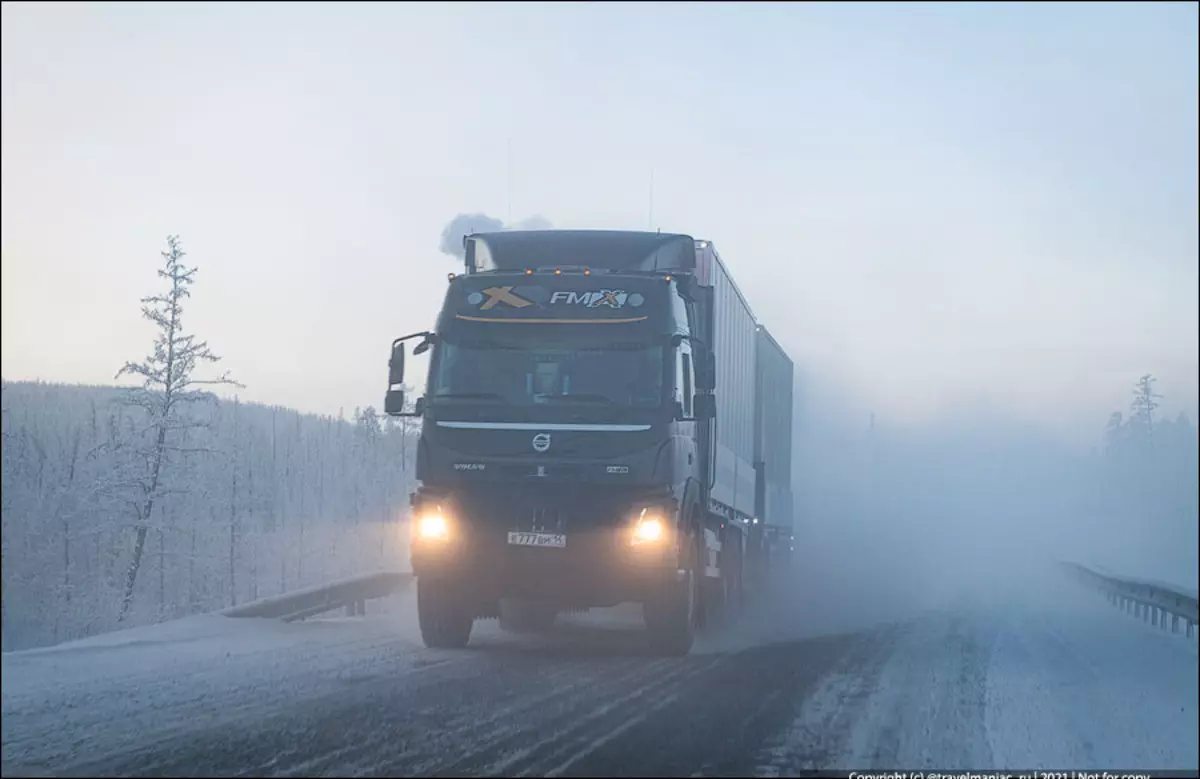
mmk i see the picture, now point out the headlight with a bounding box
[631,511,666,546]
[415,510,450,541]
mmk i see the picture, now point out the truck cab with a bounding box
[385,230,772,655]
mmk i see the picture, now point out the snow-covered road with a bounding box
[2,568,1196,777]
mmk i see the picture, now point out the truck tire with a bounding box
[498,599,558,633]
[643,530,702,656]
[725,532,745,619]
[417,575,473,649]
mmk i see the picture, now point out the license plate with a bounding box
[507,531,567,548]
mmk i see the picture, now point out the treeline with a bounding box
[1094,375,1199,583]
[1,380,418,650]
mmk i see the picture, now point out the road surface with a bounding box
[2,566,1197,777]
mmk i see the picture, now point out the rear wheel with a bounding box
[644,528,702,656]
[417,575,473,649]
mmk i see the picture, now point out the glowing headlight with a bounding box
[416,512,450,541]
[632,514,665,545]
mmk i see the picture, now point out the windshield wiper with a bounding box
[538,393,616,406]
[433,392,506,403]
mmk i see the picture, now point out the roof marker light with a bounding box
[555,269,562,275]
[525,269,533,275]
[448,273,456,281]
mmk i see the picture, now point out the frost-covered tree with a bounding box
[113,235,241,620]
[1131,374,1161,420]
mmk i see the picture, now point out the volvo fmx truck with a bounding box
[384,230,794,655]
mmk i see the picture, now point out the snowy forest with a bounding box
[1,381,418,650]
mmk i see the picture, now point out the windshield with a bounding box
[430,340,665,409]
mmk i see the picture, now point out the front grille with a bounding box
[454,485,649,533]
[526,505,565,533]
[496,464,585,481]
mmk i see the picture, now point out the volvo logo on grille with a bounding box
[532,433,551,453]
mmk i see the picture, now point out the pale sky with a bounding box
[3,2,1197,445]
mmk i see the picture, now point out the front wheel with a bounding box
[417,575,473,649]
[643,532,701,656]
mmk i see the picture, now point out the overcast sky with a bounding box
[3,2,1196,445]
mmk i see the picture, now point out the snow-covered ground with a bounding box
[3,564,1197,776]
[755,566,1199,773]
[1,592,430,774]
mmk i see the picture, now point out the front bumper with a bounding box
[410,504,679,609]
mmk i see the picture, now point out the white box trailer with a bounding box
[754,324,795,533]
[693,240,760,523]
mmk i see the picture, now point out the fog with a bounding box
[719,368,1199,649]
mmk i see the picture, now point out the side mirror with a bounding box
[388,341,406,387]
[385,391,425,418]
[693,393,716,420]
[384,388,406,416]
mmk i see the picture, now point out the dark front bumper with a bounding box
[411,486,679,609]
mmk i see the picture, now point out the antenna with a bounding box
[648,166,655,230]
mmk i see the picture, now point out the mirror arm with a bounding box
[393,330,433,350]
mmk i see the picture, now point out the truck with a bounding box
[384,230,794,655]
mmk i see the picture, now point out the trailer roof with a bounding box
[467,230,696,273]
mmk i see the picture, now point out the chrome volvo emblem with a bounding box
[532,433,551,453]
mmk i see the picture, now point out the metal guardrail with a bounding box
[221,571,413,623]
[1063,561,1198,638]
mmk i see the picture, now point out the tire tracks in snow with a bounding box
[752,614,993,774]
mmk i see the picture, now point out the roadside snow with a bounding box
[983,572,1198,770]
[755,563,1198,773]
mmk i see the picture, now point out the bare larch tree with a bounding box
[115,235,241,621]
